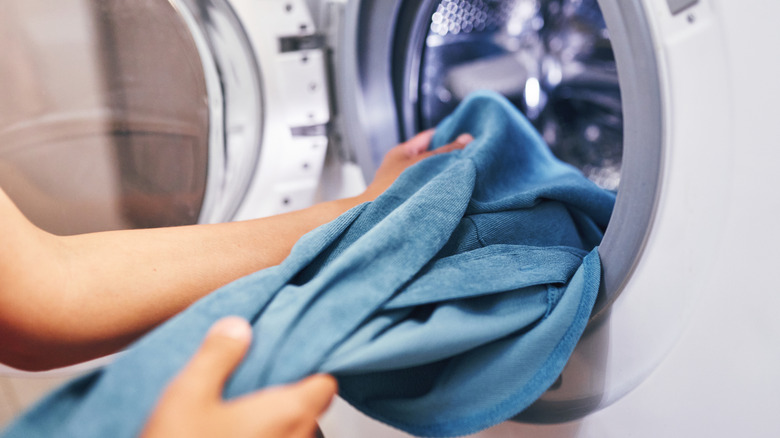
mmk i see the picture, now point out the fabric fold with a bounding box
[2,91,615,438]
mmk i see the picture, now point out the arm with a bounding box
[0,186,366,371]
[0,131,471,371]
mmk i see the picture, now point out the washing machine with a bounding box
[1,0,779,436]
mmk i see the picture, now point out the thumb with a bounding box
[177,316,253,399]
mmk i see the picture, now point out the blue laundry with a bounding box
[2,91,615,437]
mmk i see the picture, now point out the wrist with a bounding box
[334,193,371,211]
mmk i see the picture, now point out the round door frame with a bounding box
[334,0,664,422]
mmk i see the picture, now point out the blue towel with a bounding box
[2,91,615,438]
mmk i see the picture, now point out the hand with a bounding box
[362,130,474,201]
[141,317,337,438]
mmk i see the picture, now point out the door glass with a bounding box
[0,0,209,235]
[418,0,621,190]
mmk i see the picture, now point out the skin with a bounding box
[0,130,472,371]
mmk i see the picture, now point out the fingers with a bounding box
[361,130,474,203]
[177,317,252,398]
[403,131,474,158]
[402,129,436,157]
[238,374,337,417]
[286,374,338,417]
[431,133,474,155]
[231,374,337,438]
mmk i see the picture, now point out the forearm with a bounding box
[0,191,367,371]
[58,194,367,330]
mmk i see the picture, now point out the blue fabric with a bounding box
[2,91,615,437]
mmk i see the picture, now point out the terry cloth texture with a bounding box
[2,91,615,438]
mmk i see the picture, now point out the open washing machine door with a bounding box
[0,0,336,379]
[0,0,262,237]
[0,0,338,240]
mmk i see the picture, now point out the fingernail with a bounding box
[210,317,251,341]
[455,133,474,144]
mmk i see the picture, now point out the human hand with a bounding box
[141,317,337,438]
[361,130,474,201]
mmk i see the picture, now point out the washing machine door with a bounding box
[330,0,727,424]
[0,0,262,236]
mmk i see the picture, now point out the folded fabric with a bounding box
[2,91,615,438]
